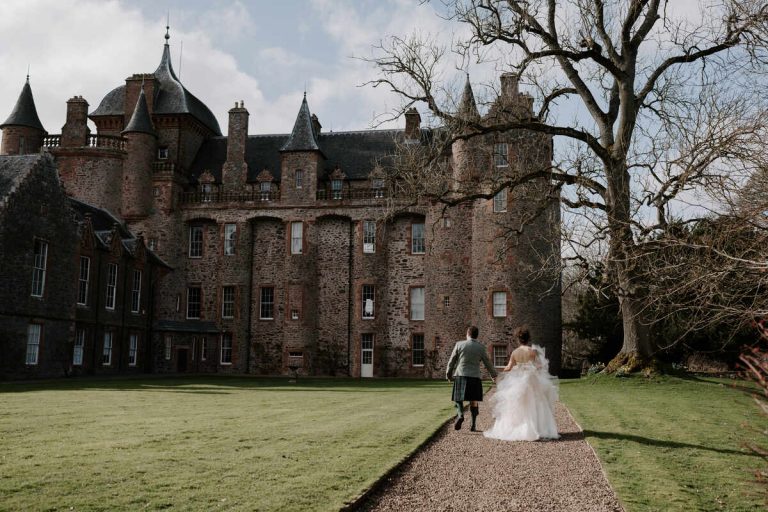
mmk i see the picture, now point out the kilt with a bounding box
[451,376,483,402]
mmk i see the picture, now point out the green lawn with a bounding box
[0,377,452,512]
[561,375,767,512]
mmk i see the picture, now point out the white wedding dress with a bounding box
[484,345,559,441]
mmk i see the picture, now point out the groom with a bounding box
[446,326,497,432]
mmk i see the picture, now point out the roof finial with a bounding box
[165,12,170,43]
[26,64,30,83]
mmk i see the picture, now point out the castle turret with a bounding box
[279,94,325,203]
[121,86,157,220]
[222,101,249,191]
[0,77,46,155]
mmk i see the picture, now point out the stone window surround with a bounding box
[362,220,376,254]
[289,221,304,255]
[188,225,204,258]
[493,344,509,368]
[223,223,237,256]
[221,285,236,319]
[408,285,425,321]
[411,332,425,367]
[361,283,375,320]
[410,221,426,255]
[259,286,275,320]
[295,169,304,189]
[490,288,509,318]
[361,333,374,367]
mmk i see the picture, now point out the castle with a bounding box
[0,30,561,379]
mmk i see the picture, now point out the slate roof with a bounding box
[122,87,156,136]
[91,42,221,135]
[0,80,46,132]
[0,154,52,209]
[188,129,408,184]
[280,94,321,152]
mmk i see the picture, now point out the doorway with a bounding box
[177,348,188,372]
[361,334,374,378]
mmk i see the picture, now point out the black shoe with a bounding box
[470,425,477,432]
[454,416,464,430]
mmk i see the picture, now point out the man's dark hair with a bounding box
[468,326,479,339]
[515,327,531,345]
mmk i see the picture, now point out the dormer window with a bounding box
[331,179,343,200]
[260,182,271,201]
[201,183,213,202]
[372,179,385,199]
[158,148,169,160]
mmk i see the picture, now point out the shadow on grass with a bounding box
[673,373,760,396]
[582,429,759,457]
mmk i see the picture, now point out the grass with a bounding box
[0,377,453,512]
[560,374,767,512]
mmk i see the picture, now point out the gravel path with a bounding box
[354,401,624,512]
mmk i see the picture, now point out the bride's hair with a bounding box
[515,327,531,345]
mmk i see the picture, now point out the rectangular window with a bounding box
[222,286,235,319]
[493,291,507,317]
[295,169,303,189]
[260,287,274,320]
[443,296,450,308]
[73,328,85,365]
[372,178,385,198]
[131,269,142,313]
[411,222,425,254]
[164,336,172,360]
[493,188,508,213]
[331,179,343,199]
[26,324,41,365]
[201,183,213,202]
[224,224,237,256]
[102,331,113,366]
[291,222,303,255]
[362,285,375,319]
[493,345,508,368]
[158,147,169,160]
[443,217,452,228]
[260,181,271,201]
[31,239,48,297]
[187,287,201,319]
[494,142,508,167]
[220,333,233,364]
[129,333,138,366]
[201,337,207,361]
[410,287,425,321]
[363,221,376,253]
[105,263,118,310]
[412,334,425,366]
[148,238,157,251]
[361,334,374,365]
[189,226,203,258]
[77,256,90,305]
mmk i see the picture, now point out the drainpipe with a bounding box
[347,219,353,376]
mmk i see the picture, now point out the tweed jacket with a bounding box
[446,338,498,380]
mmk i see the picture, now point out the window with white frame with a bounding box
[411,222,425,254]
[494,142,508,167]
[131,269,142,313]
[260,287,274,320]
[331,179,343,199]
[412,334,425,366]
[220,333,233,364]
[189,226,203,258]
[73,328,85,365]
[361,334,374,365]
[410,287,425,321]
[260,181,271,201]
[493,345,508,367]
[201,337,207,361]
[187,287,201,319]
[295,169,304,189]
[129,333,138,366]
[493,188,508,213]
[363,221,376,253]
[492,291,507,317]
[164,336,172,360]
[31,239,48,297]
[362,285,375,319]
[201,183,213,202]
[222,286,235,319]
[26,324,41,365]
[77,256,90,305]
[372,178,385,198]
[102,331,113,365]
[105,263,118,310]
[291,222,303,254]
[224,224,237,256]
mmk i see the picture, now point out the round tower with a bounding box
[121,86,157,220]
[0,77,47,155]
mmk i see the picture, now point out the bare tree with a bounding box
[367,0,768,372]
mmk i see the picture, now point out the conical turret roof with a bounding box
[280,94,321,152]
[122,87,156,136]
[458,76,480,121]
[1,79,46,132]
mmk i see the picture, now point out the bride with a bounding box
[484,328,559,441]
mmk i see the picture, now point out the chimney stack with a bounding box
[61,96,90,147]
[405,108,421,141]
[223,101,249,190]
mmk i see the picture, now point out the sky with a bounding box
[0,0,459,136]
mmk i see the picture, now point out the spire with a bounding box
[0,78,45,132]
[280,94,321,152]
[458,76,480,121]
[122,86,156,136]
